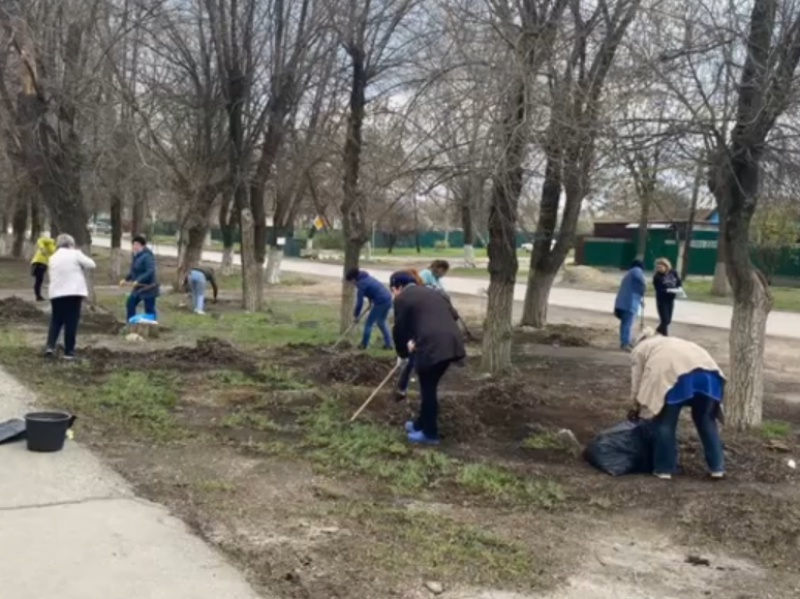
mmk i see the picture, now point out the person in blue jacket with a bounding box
[614,259,646,351]
[121,235,160,321]
[345,268,393,350]
[419,260,449,291]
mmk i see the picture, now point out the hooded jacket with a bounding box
[31,237,56,266]
[353,271,392,318]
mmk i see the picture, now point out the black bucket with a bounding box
[25,411,76,453]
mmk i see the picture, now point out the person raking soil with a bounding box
[390,270,466,444]
[30,236,56,302]
[182,265,218,315]
[45,233,96,360]
[345,268,393,350]
[652,257,682,336]
[120,235,160,322]
[394,268,464,402]
[629,327,725,480]
[614,259,646,351]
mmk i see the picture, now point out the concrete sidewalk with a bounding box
[0,366,263,599]
[93,236,800,340]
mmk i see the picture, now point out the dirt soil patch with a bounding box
[308,350,394,386]
[83,337,258,373]
[0,296,45,323]
[80,309,125,334]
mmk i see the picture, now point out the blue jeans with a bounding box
[188,270,206,312]
[362,301,392,348]
[653,394,724,475]
[616,309,634,346]
[126,294,157,322]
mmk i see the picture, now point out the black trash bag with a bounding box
[584,419,655,476]
[0,418,26,445]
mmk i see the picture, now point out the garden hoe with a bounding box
[349,362,402,422]
[325,307,368,353]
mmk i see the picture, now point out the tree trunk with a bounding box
[482,79,526,374]
[680,162,702,280]
[725,274,769,429]
[339,48,368,332]
[30,195,42,240]
[710,217,730,296]
[635,193,651,261]
[131,189,146,235]
[265,246,284,285]
[521,152,561,327]
[219,195,236,276]
[178,219,209,291]
[339,240,361,333]
[462,195,475,267]
[239,208,260,312]
[11,198,28,258]
[110,192,123,281]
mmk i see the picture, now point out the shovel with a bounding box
[349,362,402,422]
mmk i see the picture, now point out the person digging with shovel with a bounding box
[121,235,160,322]
[345,268,393,350]
[390,270,466,445]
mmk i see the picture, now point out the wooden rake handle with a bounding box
[349,362,401,423]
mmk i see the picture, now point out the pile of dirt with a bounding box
[84,337,257,373]
[0,297,46,323]
[310,352,394,386]
[80,310,125,335]
[516,324,594,348]
[559,265,620,292]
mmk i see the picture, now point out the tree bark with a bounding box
[461,192,475,267]
[239,208,260,312]
[178,216,209,291]
[680,163,702,280]
[219,194,236,276]
[11,198,28,258]
[265,246,284,285]
[482,80,525,374]
[110,192,123,281]
[30,195,42,241]
[725,272,769,429]
[710,217,730,296]
[131,189,146,235]
[339,240,361,333]
[635,193,651,261]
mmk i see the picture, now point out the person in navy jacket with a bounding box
[345,268,393,349]
[122,235,161,321]
[652,257,682,336]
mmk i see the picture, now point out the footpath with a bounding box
[93,237,800,340]
[0,366,263,599]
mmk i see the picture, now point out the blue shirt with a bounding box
[615,266,646,314]
[666,369,723,405]
[353,271,392,317]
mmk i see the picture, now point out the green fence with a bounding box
[579,232,800,278]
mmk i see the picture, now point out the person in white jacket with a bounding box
[45,234,96,359]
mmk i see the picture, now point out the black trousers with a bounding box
[47,296,83,355]
[31,263,47,300]
[414,360,452,439]
[656,297,675,336]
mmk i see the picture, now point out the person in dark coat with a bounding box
[121,235,160,321]
[345,268,393,349]
[652,257,682,336]
[390,270,466,444]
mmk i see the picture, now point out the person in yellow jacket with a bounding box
[30,236,56,301]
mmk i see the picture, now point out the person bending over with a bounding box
[629,328,725,480]
[30,236,56,301]
[183,265,218,314]
[390,270,466,444]
[345,268,393,350]
[419,259,450,291]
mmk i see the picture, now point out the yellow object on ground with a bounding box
[30,237,56,265]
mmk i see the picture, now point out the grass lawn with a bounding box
[680,280,800,313]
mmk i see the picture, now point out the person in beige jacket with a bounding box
[630,328,725,480]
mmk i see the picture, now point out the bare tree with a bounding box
[520,0,643,328]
